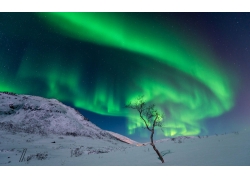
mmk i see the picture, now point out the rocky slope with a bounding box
[0,92,116,140]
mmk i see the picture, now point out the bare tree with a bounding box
[126,95,164,163]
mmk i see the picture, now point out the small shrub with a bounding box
[171,138,175,141]
[26,152,48,162]
[71,147,84,157]
[36,153,48,160]
[26,138,34,142]
[9,104,15,109]
[1,91,17,96]
[83,117,89,121]
[66,132,78,137]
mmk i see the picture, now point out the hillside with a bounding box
[0,92,118,139]
[0,92,249,166]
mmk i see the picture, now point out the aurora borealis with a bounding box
[1,12,249,141]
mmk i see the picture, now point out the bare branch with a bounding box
[125,95,165,163]
[126,95,163,131]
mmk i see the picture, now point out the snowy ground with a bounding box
[0,92,249,166]
[0,129,249,166]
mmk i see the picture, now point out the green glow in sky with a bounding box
[0,13,237,137]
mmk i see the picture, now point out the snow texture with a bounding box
[0,92,115,139]
[0,92,250,166]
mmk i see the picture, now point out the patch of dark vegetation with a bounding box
[0,121,109,139]
[91,149,110,154]
[22,105,42,111]
[170,138,183,143]
[0,91,17,96]
[86,147,111,154]
[71,146,84,157]
[65,132,78,137]
[9,104,15,109]
[198,135,209,138]
[64,131,111,139]
[26,152,48,162]
[26,138,34,143]
[170,136,191,143]
[177,139,182,143]
[83,117,89,121]
[22,96,28,100]
[0,107,17,115]
[0,121,49,136]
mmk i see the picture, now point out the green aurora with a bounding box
[0,12,237,137]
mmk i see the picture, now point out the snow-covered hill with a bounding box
[0,92,136,165]
[0,92,117,139]
[1,92,250,166]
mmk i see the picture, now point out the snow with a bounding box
[0,129,249,166]
[0,92,115,138]
[0,92,250,167]
[106,130,141,145]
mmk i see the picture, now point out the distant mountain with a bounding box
[0,92,126,142]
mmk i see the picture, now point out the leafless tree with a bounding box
[126,95,164,163]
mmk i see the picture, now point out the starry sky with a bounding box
[1,12,250,142]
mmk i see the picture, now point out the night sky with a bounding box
[1,12,250,142]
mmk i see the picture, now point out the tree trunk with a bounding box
[150,129,164,163]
